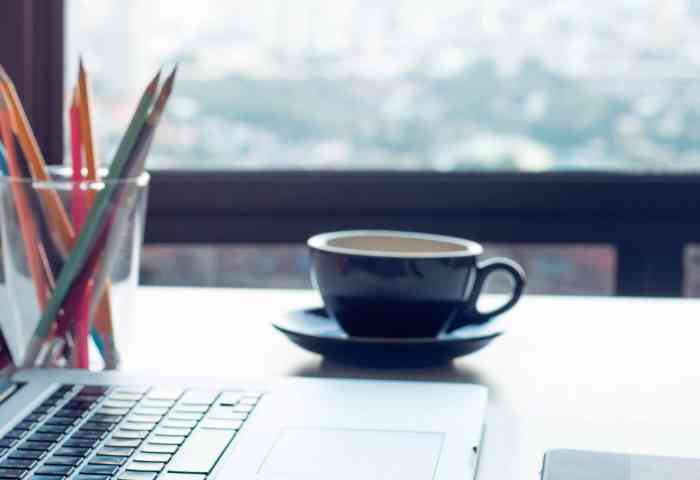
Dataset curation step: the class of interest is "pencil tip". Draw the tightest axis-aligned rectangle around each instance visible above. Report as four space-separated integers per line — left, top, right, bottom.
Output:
79 57 85 74
147 70 161 94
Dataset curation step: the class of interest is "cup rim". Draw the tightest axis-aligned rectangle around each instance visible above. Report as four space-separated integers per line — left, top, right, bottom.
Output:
307 230 483 258
0 166 150 188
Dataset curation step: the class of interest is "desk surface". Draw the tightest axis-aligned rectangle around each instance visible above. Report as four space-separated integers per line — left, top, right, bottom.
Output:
125 287 700 479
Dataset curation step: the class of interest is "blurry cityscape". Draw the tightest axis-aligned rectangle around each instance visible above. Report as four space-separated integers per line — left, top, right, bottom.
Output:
68 0 700 172
66 1 700 294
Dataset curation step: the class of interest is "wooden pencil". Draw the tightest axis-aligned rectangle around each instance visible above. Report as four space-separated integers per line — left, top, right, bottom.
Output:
89 67 177 323
0 93 51 309
76 61 118 368
23 71 161 366
0 65 75 257
69 89 90 369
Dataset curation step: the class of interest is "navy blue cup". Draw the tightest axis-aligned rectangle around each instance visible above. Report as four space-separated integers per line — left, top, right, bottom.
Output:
308 230 526 338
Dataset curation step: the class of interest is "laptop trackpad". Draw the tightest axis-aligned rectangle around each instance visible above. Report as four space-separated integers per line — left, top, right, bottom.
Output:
259 428 444 480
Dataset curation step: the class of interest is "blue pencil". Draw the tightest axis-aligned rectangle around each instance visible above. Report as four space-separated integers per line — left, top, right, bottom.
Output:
0 143 8 175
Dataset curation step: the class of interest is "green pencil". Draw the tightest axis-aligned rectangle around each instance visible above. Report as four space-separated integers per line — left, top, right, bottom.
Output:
22 71 161 367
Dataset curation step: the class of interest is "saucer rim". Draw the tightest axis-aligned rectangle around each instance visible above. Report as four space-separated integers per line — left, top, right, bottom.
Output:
272 306 505 345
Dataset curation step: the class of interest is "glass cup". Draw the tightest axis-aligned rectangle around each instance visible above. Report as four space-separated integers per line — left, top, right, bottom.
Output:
0 166 149 369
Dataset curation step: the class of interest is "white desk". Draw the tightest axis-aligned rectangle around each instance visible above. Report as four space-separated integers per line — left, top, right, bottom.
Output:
125 287 700 479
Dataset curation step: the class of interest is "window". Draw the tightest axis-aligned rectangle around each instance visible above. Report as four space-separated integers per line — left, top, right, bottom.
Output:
67 0 700 172
2 0 699 296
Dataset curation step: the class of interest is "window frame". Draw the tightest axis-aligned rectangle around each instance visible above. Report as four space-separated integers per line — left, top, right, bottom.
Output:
2 0 698 296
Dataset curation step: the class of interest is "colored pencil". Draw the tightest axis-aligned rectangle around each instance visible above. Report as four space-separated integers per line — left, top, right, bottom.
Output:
0 66 75 257
23 71 161 367
0 143 7 175
77 61 117 368
89 67 178 322
69 90 90 369
0 93 50 310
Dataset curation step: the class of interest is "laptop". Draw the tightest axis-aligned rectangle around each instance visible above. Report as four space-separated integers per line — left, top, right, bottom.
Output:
0 330 487 480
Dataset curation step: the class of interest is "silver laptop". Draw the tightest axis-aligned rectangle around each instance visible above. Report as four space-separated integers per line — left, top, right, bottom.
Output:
0 335 487 480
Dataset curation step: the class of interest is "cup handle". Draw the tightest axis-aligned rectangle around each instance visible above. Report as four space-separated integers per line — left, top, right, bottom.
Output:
445 258 526 333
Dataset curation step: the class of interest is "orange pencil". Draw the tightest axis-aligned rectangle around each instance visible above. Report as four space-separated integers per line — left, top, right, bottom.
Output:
0 65 75 257
77 61 117 368
0 92 50 308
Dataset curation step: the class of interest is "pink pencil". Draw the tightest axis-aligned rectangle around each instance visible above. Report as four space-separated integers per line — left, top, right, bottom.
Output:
69 93 89 369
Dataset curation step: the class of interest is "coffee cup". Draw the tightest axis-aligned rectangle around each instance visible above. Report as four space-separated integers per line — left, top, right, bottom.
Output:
308 230 525 338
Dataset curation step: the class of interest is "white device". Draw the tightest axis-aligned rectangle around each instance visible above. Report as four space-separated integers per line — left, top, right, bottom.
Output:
0 347 487 480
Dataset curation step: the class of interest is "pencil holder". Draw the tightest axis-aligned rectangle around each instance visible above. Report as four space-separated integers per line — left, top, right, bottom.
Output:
0 166 149 370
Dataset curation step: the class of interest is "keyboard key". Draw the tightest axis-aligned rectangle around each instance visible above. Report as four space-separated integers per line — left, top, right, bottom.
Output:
90 414 122 424
78 387 109 396
0 459 34 469
14 422 36 431
24 414 45 423
16 441 52 451
161 420 197 429
115 387 150 395
98 408 129 416
55 447 91 457
148 436 185 446
35 465 74 476
8 450 44 461
74 395 102 403
32 406 52 415
37 426 70 435
172 406 208 414
31 476 67 480
113 430 148 440
97 447 134 457
3 431 26 440
81 464 119 475
75 475 110 480
119 472 157 480
110 393 142 402
63 439 97 448
140 400 174 408
64 401 95 411
217 392 242 406
102 400 137 409
55 409 84 419
90 455 127 465
206 409 247 421
155 428 190 437
0 449 6 457
159 475 205 480
71 431 105 440
134 453 170 463
0 467 26 478
45 417 76 427
0 441 16 449
167 429 234 474
44 455 82 466
232 404 253 413
179 391 218 405
133 408 168 416
126 462 164 472
239 397 258 406
121 422 156 431
200 419 243 431
81 422 114 432
104 439 141 448
28 433 62 443
140 444 177 454
168 413 202 421
146 389 183 401
128 415 161 424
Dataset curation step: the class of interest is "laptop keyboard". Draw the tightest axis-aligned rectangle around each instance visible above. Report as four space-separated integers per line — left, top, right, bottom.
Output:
0 384 263 480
